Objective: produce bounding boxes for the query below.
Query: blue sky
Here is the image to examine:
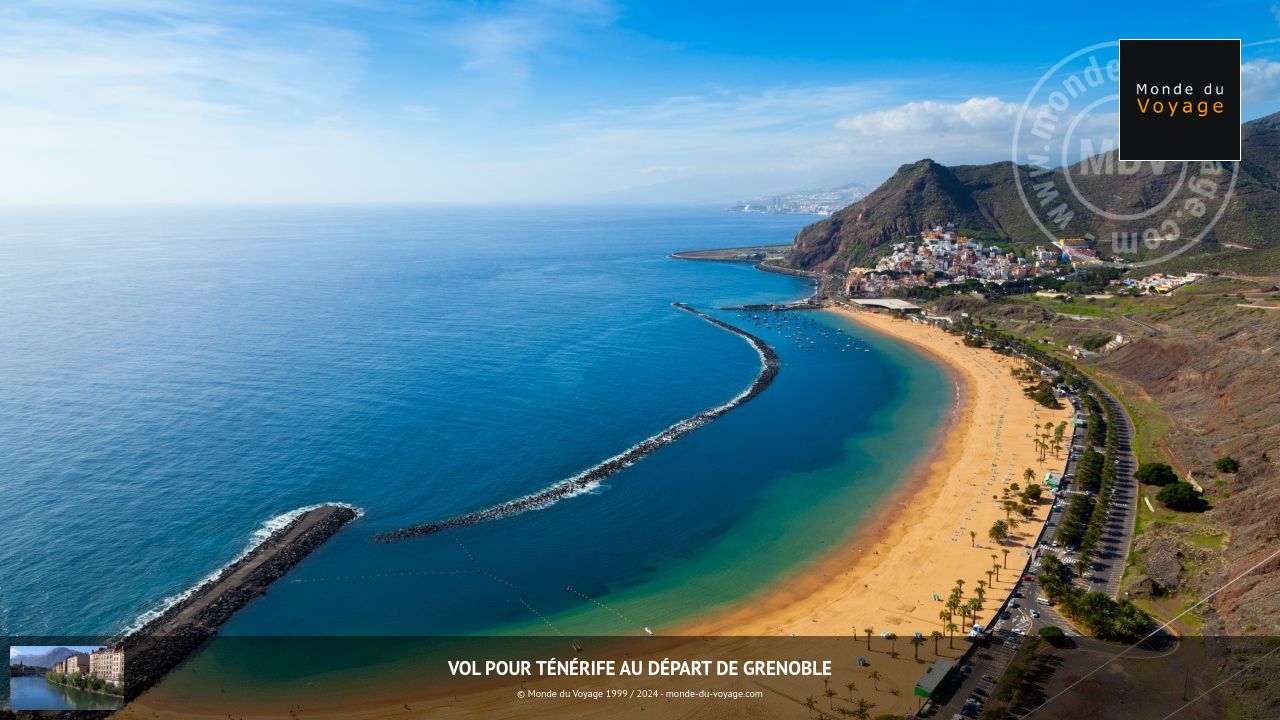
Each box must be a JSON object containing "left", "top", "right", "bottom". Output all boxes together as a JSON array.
[
  {"left": 3, "top": 1, "right": 1280, "bottom": 203},
  {"left": 10, "top": 645, "right": 105, "bottom": 657}
]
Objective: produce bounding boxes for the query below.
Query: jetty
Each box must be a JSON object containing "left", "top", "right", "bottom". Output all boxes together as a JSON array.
[
  {"left": 117, "top": 504, "right": 358, "bottom": 701},
  {"left": 372, "top": 304, "right": 779, "bottom": 543}
]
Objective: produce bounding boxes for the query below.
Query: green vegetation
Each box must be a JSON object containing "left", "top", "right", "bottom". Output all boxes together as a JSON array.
[
  {"left": 43, "top": 669, "right": 122, "bottom": 697},
  {"left": 1037, "top": 625, "right": 1070, "bottom": 647},
  {"left": 1156, "top": 481, "right": 1208, "bottom": 512},
  {"left": 1022, "top": 380, "right": 1061, "bottom": 409},
  {"left": 1057, "top": 493, "right": 1094, "bottom": 548},
  {"left": 1020, "top": 483, "right": 1043, "bottom": 504},
  {"left": 1076, "top": 448, "right": 1105, "bottom": 492},
  {"left": 989, "top": 519, "right": 1010, "bottom": 544},
  {"left": 1135, "top": 462, "right": 1179, "bottom": 486},
  {"left": 1215, "top": 456, "right": 1240, "bottom": 473},
  {"left": 1038, "top": 556, "right": 1154, "bottom": 641}
]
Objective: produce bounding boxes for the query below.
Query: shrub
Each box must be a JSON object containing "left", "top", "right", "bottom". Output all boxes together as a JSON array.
[
  {"left": 1135, "top": 462, "right": 1179, "bottom": 486},
  {"left": 1037, "top": 625, "right": 1069, "bottom": 647},
  {"left": 1157, "top": 481, "right": 1207, "bottom": 512},
  {"left": 1215, "top": 456, "right": 1240, "bottom": 473}
]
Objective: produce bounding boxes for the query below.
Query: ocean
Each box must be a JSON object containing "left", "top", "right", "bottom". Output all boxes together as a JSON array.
[{"left": 0, "top": 205, "right": 948, "bottom": 642}]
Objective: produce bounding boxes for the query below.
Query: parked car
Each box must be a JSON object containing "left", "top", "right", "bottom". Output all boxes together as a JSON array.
[
  {"left": 1030, "top": 609, "right": 1041, "bottom": 618},
  {"left": 982, "top": 674, "right": 997, "bottom": 683}
]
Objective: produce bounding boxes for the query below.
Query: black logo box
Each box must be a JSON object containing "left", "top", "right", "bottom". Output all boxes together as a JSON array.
[{"left": 1119, "top": 39, "right": 1241, "bottom": 162}]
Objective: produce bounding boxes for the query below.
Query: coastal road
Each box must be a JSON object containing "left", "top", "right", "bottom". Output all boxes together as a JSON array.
[{"left": 1040, "top": 383, "right": 1136, "bottom": 600}]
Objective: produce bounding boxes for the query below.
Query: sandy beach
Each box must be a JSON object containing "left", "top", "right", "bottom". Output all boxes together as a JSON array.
[
  {"left": 120, "top": 305, "right": 1074, "bottom": 720},
  {"left": 682, "top": 305, "right": 1072, "bottom": 638}
]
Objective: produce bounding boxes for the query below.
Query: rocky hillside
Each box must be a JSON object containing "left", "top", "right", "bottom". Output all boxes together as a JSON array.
[{"left": 789, "top": 112, "right": 1280, "bottom": 274}]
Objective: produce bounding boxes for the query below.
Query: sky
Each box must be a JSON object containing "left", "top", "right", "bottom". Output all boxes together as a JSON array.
[
  {"left": 4, "top": 0, "right": 1280, "bottom": 204},
  {"left": 10, "top": 646, "right": 105, "bottom": 657}
]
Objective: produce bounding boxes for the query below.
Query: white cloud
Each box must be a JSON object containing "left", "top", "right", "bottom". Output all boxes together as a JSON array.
[
  {"left": 1242, "top": 59, "right": 1280, "bottom": 104},
  {"left": 836, "top": 96, "right": 1020, "bottom": 135}
]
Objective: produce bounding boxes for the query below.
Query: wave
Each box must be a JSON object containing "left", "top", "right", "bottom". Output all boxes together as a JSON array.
[
  {"left": 372, "top": 303, "right": 780, "bottom": 543},
  {"left": 118, "top": 502, "right": 364, "bottom": 636}
]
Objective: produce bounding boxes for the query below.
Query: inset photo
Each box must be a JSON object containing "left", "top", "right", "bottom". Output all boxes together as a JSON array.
[{"left": 9, "top": 645, "right": 124, "bottom": 711}]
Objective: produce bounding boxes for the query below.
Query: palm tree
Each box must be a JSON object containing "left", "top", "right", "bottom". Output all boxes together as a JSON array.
[
  {"left": 1024, "top": 467, "right": 1036, "bottom": 484},
  {"left": 969, "top": 596, "right": 983, "bottom": 619},
  {"left": 804, "top": 695, "right": 817, "bottom": 719},
  {"left": 993, "top": 561, "right": 1002, "bottom": 583},
  {"left": 886, "top": 632, "right": 898, "bottom": 656},
  {"left": 863, "top": 626, "right": 874, "bottom": 649},
  {"left": 909, "top": 635, "right": 926, "bottom": 661},
  {"left": 945, "top": 622, "right": 958, "bottom": 648},
  {"left": 824, "top": 687, "right": 837, "bottom": 710},
  {"left": 1002, "top": 548, "right": 1011, "bottom": 568},
  {"left": 845, "top": 681, "right": 856, "bottom": 702},
  {"left": 854, "top": 698, "right": 874, "bottom": 720},
  {"left": 988, "top": 520, "right": 1008, "bottom": 544},
  {"left": 931, "top": 630, "right": 944, "bottom": 655},
  {"left": 867, "top": 669, "right": 881, "bottom": 690},
  {"left": 969, "top": 530, "right": 976, "bottom": 547},
  {"left": 986, "top": 569, "right": 995, "bottom": 587}
]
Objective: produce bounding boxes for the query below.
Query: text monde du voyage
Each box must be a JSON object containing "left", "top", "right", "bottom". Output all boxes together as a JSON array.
[{"left": 1134, "top": 82, "right": 1229, "bottom": 118}]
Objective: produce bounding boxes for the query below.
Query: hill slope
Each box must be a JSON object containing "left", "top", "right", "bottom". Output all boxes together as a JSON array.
[{"left": 790, "top": 112, "right": 1280, "bottom": 274}]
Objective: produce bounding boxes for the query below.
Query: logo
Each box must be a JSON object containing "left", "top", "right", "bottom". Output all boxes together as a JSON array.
[{"left": 1011, "top": 41, "right": 1238, "bottom": 268}]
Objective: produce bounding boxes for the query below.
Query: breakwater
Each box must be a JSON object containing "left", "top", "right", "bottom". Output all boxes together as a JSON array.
[
  {"left": 372, "top": 303, "right": 780, "bottom": 543},
  {"left": 115, "top": 504, "right": 358, "bottom": 701}
]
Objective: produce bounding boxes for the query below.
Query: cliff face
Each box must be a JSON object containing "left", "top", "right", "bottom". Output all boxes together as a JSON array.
[{"left": 789, "top": 112, "right": 1280, "bottom": 274}]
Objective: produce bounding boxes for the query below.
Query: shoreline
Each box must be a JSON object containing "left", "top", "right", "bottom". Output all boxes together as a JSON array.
[{"left": 678, "top": 304, "right": 1070, "bottom": 637}]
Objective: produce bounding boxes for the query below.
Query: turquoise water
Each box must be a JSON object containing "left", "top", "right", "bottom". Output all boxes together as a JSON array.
[{"left": 0, "top": 206, "right": 948, "bottom": 639}]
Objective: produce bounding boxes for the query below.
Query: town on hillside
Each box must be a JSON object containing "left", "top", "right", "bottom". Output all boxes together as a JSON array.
[{"left": 843, "top": 225, "right": 1204, "bottom": 297}]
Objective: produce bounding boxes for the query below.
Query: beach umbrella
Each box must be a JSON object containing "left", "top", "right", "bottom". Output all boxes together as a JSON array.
[
  {"left": 914, "top": 631, "right": 922, "bottom": 638},
  {"left": 881, "top": 631, "right": 889, "bottom": 638}
]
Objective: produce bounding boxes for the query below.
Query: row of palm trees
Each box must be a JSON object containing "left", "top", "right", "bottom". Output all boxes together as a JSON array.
[
  {"left": 1033, "top": 419, "right": 1069, "bottom": 462},
  {"left": 804, "top": 680, "right": 876, "bottom": 720}
]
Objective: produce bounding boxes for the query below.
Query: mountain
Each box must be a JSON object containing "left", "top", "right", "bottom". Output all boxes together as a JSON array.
[
  {"left": 789, "top": 112, "right": 1280, "bottom": 274},
  {"left": 10, "top": 646, "right": 76, "bottom": 669}
]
